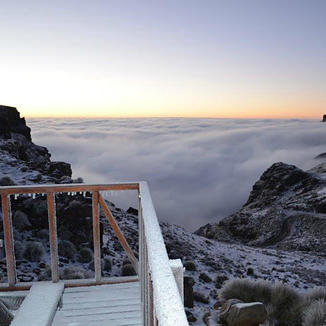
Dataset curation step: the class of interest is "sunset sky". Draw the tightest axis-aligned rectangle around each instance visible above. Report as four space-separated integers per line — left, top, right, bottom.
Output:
0 1 325 118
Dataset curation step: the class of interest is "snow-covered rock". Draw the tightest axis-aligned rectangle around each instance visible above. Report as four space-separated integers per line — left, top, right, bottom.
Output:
196 162 326 253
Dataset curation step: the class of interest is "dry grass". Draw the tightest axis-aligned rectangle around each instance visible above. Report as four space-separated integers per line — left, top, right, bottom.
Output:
302 299 326 326
219 278 326 326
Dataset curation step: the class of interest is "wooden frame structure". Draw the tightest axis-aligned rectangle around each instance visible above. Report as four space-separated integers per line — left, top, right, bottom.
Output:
0 182 188 326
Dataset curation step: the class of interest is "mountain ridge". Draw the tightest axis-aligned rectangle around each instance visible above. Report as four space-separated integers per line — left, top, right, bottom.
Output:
196 161 326 254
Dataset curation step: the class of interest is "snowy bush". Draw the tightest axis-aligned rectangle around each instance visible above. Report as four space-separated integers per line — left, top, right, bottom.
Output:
77 248 93 263
13 210 31 231
14 240 24 260
37 229 49 241
0 176 15 186
219 278 273 304
62 266 92 280
103 257 112 272
121 263 136 276
269 281 302 326
58 240 76 260
23 241 45 262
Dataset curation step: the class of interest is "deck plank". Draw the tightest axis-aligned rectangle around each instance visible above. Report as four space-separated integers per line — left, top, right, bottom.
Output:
52 282 142 326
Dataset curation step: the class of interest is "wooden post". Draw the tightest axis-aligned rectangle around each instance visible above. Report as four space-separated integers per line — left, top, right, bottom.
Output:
1 194 16 286
170 259 184 302
47 192 59 282
92 191 101 283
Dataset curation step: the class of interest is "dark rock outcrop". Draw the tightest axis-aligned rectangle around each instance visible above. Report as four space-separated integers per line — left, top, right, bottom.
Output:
0 106 73 183
322 114 326 122
0 105 31 141
48 161 72 178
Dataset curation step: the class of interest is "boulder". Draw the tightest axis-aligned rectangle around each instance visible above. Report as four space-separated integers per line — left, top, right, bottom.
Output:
48 161 72 177
127 207 138 215
220 299 267 326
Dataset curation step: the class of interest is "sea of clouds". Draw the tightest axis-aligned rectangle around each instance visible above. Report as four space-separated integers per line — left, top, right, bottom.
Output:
27 118 326 231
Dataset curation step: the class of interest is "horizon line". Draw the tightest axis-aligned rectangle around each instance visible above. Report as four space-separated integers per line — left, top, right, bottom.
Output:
24 115 320 120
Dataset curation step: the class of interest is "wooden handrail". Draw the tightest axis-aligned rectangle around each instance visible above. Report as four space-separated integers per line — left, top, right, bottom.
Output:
0 182 139 195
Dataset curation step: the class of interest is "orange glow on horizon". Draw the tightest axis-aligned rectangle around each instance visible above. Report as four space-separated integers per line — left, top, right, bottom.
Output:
23 110 321 120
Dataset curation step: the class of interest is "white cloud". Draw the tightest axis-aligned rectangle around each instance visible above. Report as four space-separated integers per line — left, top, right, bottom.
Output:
27 118 326 230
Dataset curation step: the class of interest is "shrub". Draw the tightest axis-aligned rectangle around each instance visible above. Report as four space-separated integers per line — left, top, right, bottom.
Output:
121 263 136 276
77 248 93 263
305 287 326 304
23 241 45 262
103 257 112 272
269 281 302 326
14 240 24 260
219 278 273 304
88 259 105 272
13 211 31 231
58 240 76 260
62 266 92 280
37 229 49 241
302 299 326 326
0 177 15 186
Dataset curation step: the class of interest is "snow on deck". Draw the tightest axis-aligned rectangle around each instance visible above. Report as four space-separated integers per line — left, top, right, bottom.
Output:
52 282 142 326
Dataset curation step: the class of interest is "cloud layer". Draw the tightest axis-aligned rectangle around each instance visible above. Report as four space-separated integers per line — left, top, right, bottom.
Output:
27 118 326 230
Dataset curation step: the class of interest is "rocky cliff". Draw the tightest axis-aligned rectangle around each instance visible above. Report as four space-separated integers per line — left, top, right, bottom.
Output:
196 161 326 254
0 106 72 185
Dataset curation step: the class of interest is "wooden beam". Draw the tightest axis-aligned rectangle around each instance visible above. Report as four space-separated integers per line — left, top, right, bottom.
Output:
98 194 139 275
47 192 59 282
1 194 16 286
92 191 101 283
0 276 139 292
0 183 139 195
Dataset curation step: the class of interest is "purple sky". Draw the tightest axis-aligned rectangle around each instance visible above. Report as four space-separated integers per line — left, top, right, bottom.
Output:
0 1 325 118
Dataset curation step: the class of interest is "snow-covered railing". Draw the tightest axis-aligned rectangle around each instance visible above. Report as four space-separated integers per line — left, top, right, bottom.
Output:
0 182 188 325
139 182 188 326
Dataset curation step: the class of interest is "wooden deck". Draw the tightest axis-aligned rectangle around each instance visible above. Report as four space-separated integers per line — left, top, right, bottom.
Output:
52 282 142 326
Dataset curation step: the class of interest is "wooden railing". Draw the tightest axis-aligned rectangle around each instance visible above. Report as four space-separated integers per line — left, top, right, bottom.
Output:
0 182 188 326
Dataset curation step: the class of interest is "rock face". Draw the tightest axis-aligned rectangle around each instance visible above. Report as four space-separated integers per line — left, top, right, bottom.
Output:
0 106 72 184
196 162 326 253
0 105 31 141
322 114 326 122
